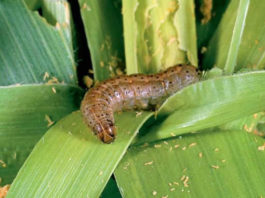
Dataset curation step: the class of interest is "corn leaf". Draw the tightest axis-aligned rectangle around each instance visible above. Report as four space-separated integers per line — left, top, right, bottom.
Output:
41 0 75 51
115 129 265 198
224 0 250 74
136 71 265 143
123 0 198 74
24 0 40 10
78 0 125 81
203 0 265 71
6 111 152 197
0 0 77 86
220 112 262 132
196 0 230 50
0 85 83 185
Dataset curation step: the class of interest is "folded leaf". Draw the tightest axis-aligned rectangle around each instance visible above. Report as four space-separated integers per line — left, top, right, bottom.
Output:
137 71 265 143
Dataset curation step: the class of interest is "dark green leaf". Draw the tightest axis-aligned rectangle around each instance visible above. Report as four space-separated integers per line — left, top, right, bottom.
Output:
0 0 77 85
78 0 125 81
0 84 83 185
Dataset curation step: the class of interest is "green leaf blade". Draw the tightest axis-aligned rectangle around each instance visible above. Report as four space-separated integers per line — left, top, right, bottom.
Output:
203 0 265 71
115 130 265 198
137 71 265 143
6 111 152 198
0 0 77 85
0 84 83 185
78 0 125 81
41 0 75 52
123 0 198 74
224 0 250 74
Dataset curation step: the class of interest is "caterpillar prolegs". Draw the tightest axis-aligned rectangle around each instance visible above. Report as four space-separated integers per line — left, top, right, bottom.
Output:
81 64 200 143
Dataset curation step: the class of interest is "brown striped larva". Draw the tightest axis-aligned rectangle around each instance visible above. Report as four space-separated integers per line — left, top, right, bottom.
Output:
81 64 200 143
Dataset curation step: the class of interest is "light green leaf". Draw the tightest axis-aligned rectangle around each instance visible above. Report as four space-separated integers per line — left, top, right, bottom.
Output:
115 130 265 198
257 112 265 136
6 111 152 198
203 0 265 71
123 0 197 74
0 84 83 185
136 71 265 143
224 0 250 74
220 112 261 131
0 0 77 85
78 0 125 81
221 111 265 137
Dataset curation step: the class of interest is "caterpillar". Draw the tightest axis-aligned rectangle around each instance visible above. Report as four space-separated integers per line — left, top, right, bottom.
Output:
81 64 200 143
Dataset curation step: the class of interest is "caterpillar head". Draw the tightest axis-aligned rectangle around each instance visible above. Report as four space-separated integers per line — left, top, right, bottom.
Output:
95 123 116 144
